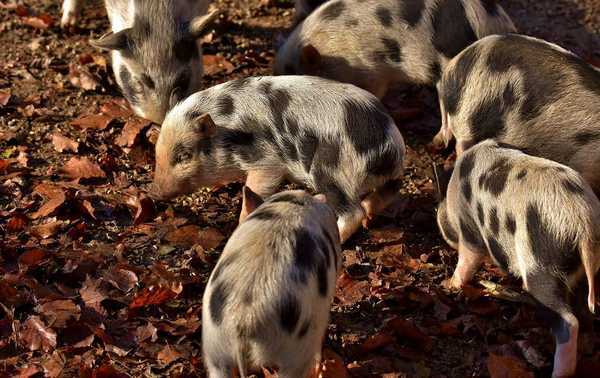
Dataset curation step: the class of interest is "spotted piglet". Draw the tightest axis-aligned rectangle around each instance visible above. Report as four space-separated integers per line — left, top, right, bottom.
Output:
436 140 599 377
435 34 600 193
202 187 341 378
275 0 515 98
149 76 406 242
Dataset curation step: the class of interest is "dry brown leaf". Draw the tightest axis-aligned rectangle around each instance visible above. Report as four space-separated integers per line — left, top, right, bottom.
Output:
62 157 106 180
41 351 65 378
361 332 394 353
18 248 48 268
336 273 370 306
386 318 432 351
487 354 534 378
68 63 99 91
135 322 157 343
129 285 181 309
22 14 53 29
164 225 224 249
70 114 113 130
157 344 183 366
103 267 138 292
79 276 107 313
203 55 235 76
36 300 80 328
320 349 349 378
17 365 39 378
19 316 57 352
30 220 63 239
51 133 79 153
100 98 132 119
7 213 28 232
0 90 10 107
31 183 66 219
115 118 151 147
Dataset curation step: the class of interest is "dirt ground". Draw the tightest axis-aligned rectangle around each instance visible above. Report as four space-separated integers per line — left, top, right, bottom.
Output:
0 0 598 377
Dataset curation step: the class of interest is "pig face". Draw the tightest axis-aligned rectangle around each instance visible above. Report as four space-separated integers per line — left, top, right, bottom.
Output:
92 10 218 124
150 112 216 200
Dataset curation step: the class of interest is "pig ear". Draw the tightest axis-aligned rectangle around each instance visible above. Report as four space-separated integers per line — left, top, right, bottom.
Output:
432 163 453 202
188 9 220 39
90 29 130 51
193 113 217 137
313 194 327 203
301 44 321 70
242 186 264 215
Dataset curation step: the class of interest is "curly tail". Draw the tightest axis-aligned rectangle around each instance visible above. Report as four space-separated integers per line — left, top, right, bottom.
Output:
580 239 598 314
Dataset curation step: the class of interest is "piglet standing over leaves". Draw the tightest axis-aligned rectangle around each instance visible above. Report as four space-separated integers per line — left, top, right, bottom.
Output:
202 188 341 378
436 140 600 378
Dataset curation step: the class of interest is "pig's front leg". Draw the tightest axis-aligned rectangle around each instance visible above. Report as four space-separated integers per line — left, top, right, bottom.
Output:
528 273 579 378
61 0 81 28
361 179 403 222
239 168 285 222
447 243 484 289
337 204 366 243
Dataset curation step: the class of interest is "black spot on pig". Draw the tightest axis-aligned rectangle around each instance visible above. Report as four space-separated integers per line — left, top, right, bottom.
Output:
220 129 261 163
431 0 477 58
505 213 516 235
398 0 425 27
216 95 235 116
573 130 600 146
313 172 352 215
489 207 500 235
341 98 389 155
299 132 319 172
317 261 328 296
480 0 499 15
322 229 339 268
209 281 229 325
459 152 476 179
430 61 442 83
486 235 508 270
479 158 511 196
562 180 586 196
118 66 139 105
367 147 400 176
320 0 345 21
174 38 199 61
279 293 300 333
382 38 402 63
226 77 251 91
314 234 332 268
297 319 311 338
346 18 359 27
460 217 484 248
477 202 485 225
442 47 478 114
375 6 393 27
527 272 572 344
462 181 472 202
469 84 516 141
526 204 580 273
516 169 527 180
285 116 300 137
269 193 308 206
210 254 237 283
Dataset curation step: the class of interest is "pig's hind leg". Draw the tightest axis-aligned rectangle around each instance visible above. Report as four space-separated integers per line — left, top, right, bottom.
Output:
447 243 485 289
527 272 579 378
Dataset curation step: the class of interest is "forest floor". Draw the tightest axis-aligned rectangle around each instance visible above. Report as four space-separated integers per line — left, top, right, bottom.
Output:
0 0 599 377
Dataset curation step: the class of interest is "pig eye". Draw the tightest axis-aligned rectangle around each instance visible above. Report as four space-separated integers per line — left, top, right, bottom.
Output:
172 144 194 165
141 74 155 90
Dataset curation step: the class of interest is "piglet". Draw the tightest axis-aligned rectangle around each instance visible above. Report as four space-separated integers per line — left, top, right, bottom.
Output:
150 75 406 242
65 0 217 124
294 0 328 23
275 0 515 98
434 34 600 194
436 139 599 377
202 187 341 378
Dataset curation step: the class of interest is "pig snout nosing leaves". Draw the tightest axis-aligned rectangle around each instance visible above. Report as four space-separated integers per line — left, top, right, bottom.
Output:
202 187 341 378
436 139 600 378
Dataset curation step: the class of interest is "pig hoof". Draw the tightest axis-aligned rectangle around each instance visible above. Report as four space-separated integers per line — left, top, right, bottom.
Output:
442 277 462 290
61 13 77 28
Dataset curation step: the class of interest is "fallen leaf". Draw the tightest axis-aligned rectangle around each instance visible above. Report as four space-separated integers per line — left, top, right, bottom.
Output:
36 300 80 328
115 118 151 147
18 248 48 268
30 220 63 239
70 114 113 130
79 276 107 313
321 349 349 378
135 322 157 343
68 63 99 91
468 298 500 316
361 332 394 353
90 363 127 378
41 351 65 378
164 225 224 249
16 366 39 378
51 133 79 153
262 367 278 378
129 285 181 309
62 157 106 180
336 273 370 306
31 183 67 219
126 193 156 225
100 98 132 119
7 213 28 232
22 14 53 29
157 344 183 366
203 55 235 76
386 318 432 351
19 316 57 352
16 150 28 167
103 268 138 292
0 90 10 107
487 354 533 378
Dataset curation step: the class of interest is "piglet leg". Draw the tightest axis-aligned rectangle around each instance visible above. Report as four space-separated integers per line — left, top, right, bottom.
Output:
337 205 366 243
61 0 81 27
361 179 403 224
447 243 484 289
